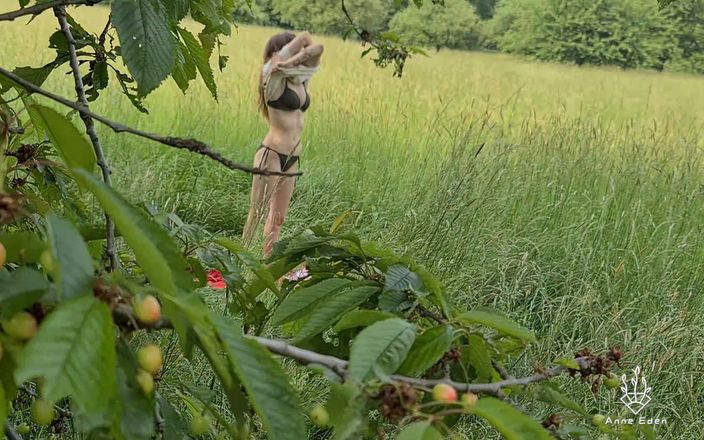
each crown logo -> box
[620,366,652,415]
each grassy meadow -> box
[2,6,704,439]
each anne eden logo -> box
[604,366,667,426]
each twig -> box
[8,126,25,134]
[0,67,301,177]
[417,305,446,324]
[115,307,589,396]
[492,359,514,380]
[4,424,22,440]
[0,0,103,22]
[54,6,118,271]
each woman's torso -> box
[263,80,308,155]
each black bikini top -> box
[267,81,310,112]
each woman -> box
[242,31,324,256]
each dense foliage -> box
[235,0,704,73]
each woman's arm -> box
[280,32,314,56]
[277,43,324,69]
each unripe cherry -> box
[604,373,620,389]
[134,295,161,325]
[309,404,330,426]
[137,344,163,376]
[16,422,30,435]
[460,392,478,410]
[39,250,55,274]
[2,311,38,341]
[136,369,155,394]
[432,383,458,403]
[592,414,606,426]
[31,399,55,426]
[190,415,211,436]
[0,241,6,266]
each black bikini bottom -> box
[257,144,299,173]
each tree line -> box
[235,0,704,74]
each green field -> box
[2,7,704,439]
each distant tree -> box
[662,0,704,73]
[272,0,395,35]
[232,0,272,25]
[488,0,675,70]
[469,0,498,19]
[389,0,482,51]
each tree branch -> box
[54,5,118,271]
[4,424,22,440]
[0,67,301,177]
[0,0,103,22]
[115,307,589,396]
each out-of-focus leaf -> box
[46,214,94,299]
[457,309,536,343]
[473,397,553,440]
[0,268,49,319]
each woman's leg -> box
[242,148,280,245]
[263,163,297,256]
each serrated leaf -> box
[398,325,452,377]
[384,265,423,292]
[73,170,193,294]
[214,316,306,440]
[466,334,495,382]
[177,27,217,99]
[112,0,176,95]
[397,421,443,440]
[327,382,367,440]
[472,397,553,440]
[15,297,117,417]
[47,214,94,299]
[294,285,379,343]
[457,310,536,343]
[272,278,352,325]
[554,357,580,370]
[172,41,197,93]
[348,318,416,381]
[216,238,278,296]
[0,268,50,319]
[28,104,96,171]
[333,310,396,332]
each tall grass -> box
[1,7,703,439]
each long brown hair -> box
[259,32,296,120]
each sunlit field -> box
[2,6,704,439]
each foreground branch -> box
[54,6,118,271]
[0,0,102,22]
[0,67,300,177]
[116,308,587,396]
[4,424,22,440]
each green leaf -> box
[158,395,189,440]
[333,310,396,332]
[172,40,197,93]
[73,169,193,294]
[216,238,278,296]
[113,341,154,440]
[282,230,334,255]
[348,318,416,381]
[0,231,46,264]
[47,214,94,299]
[397,421,444,440]
[532,382,588,416]
[398,325,453,377]
[327,382,368,440]
[294,285,379,343]
[466,334,495,382]
[472,397,553,440]
[457,309,536,343]
[0,268,50,319]
[0,381,6,437]
[384,264,423,292]
[112,0,176,95]
[214,317,307,440]
[272,278,352,325]
[15,296,117,417]
[554,357,580,370]
[177,27,217,99]
[28,104,96,171]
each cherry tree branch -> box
[54,6,118,271]
[115,307,589,396]
[0,67,301,177]
[4,424,22,440]
[0,0,103,22]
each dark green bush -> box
[389,0,482,50]
[489,0,675,70]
